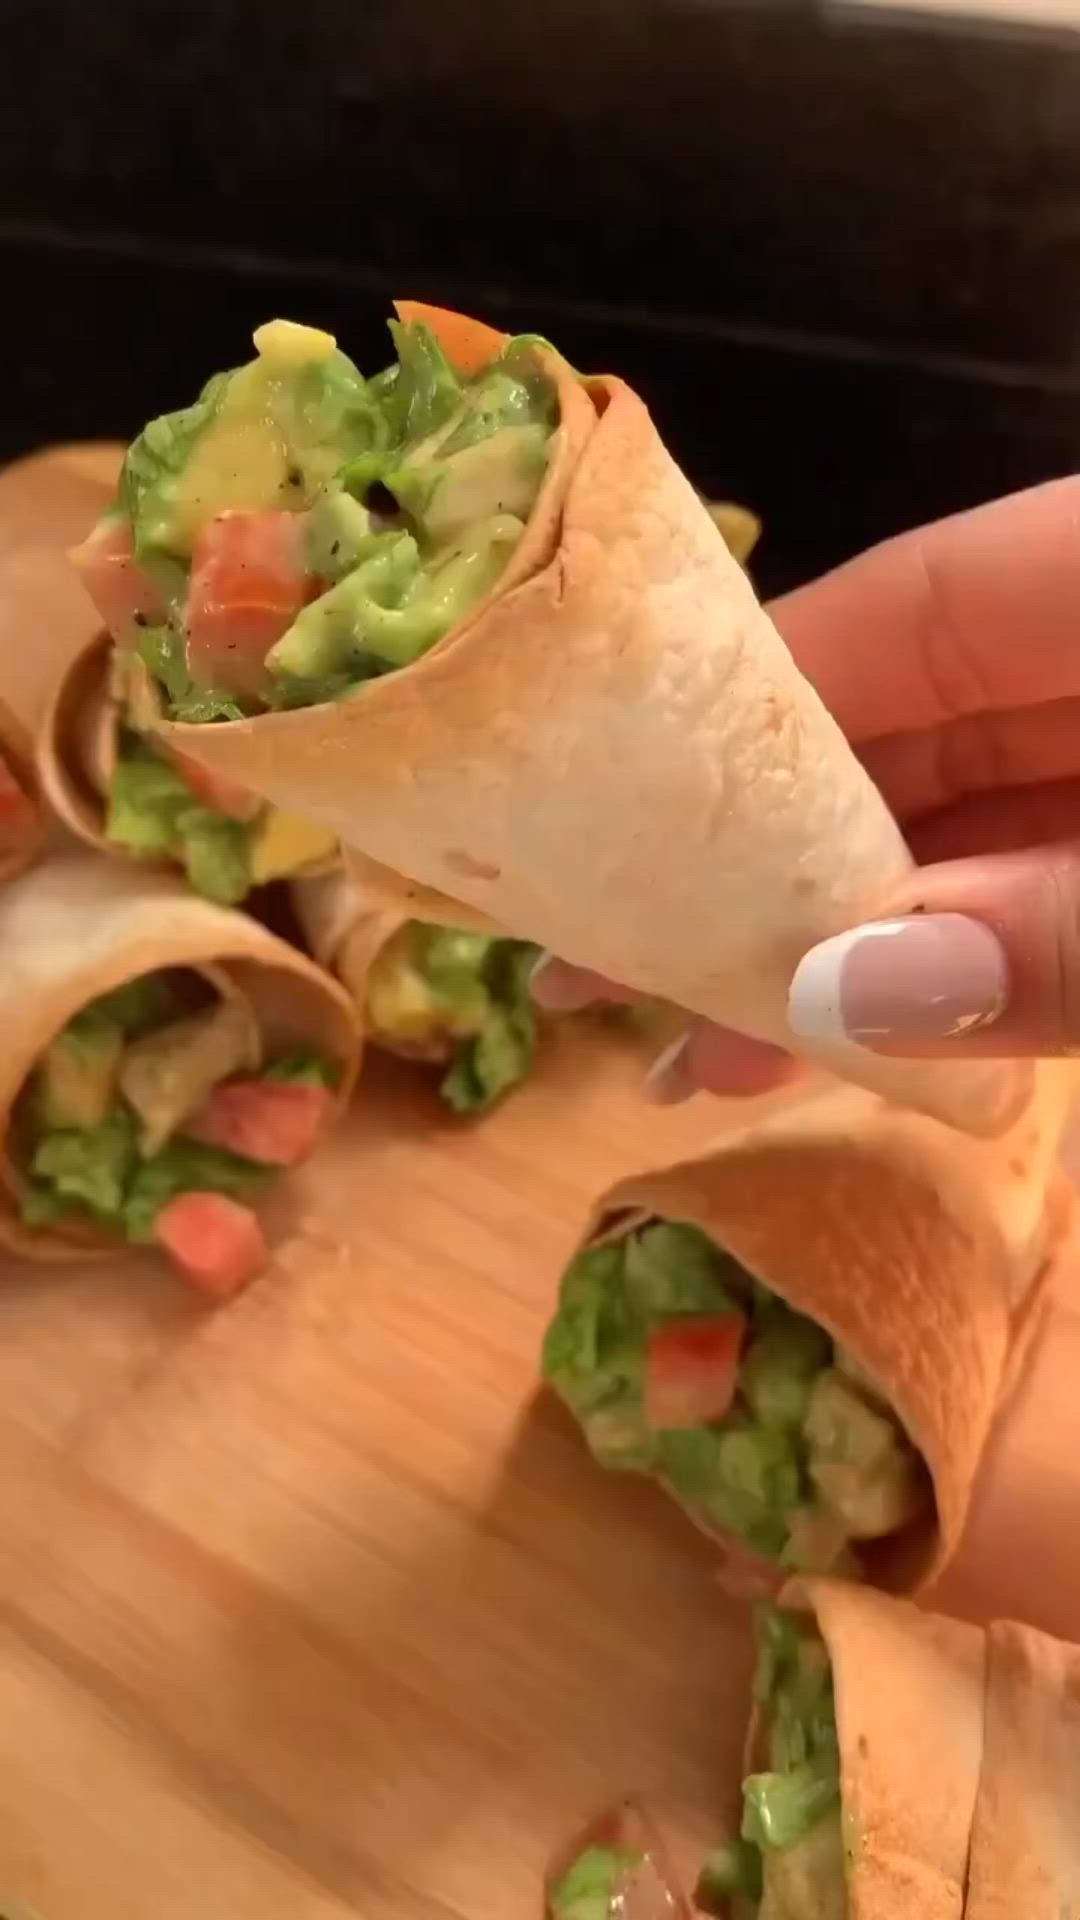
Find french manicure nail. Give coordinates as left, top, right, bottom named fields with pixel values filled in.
left=643, top=1031, right=697, bottom=1104
left=788, top=913, right=1010, bottom=1046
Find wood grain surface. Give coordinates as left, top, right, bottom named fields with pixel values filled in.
left=2, top=442, right=1079, bottom=1920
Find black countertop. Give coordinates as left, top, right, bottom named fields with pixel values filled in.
left=3, top=0, right=1079, bottom=590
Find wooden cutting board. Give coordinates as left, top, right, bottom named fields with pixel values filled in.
left=0, top=446, right=762, bottom=1920
left=2, top=444, right=1079, bottom=1920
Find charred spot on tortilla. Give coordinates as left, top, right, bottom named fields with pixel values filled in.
left=444, top=849, right=501, bottom=882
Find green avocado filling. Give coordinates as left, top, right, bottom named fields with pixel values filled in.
left=364, top=921, right=538, bottom=1113
left=541, top=1221, right=928, bottom=1570
left=117, top=317, right=556, bottom=717
left=695, top=1607, right=848, bottom=1920
left=106, top=737, right=253, bottom=904
left=17, top=972, right=337, bottom=1244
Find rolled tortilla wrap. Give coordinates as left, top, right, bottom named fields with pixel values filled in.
left=0, top=852, right=360, bottom=1262
left=38, top=632, right=338, bottom=897
left=742, top=1578, right=985, bottom=1920
left=546, top=1083, right=1049, bottom=1596
left=965, top=1618, right=1080, bottom=1918
left=106, top=302, right=1025, bottom=1138
left=0, top=695, right=46, bottom=883
left=292, top=867, right=541, bottom=1108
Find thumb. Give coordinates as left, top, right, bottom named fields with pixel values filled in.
left=787, top=847, right=1080, bottom=1058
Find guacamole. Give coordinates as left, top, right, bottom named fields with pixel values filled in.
left=84, top=318, right=557, bottom=719
left=364, top=921, right=538, bottom=1112
left=542, top=1222, right=928, bottom=1573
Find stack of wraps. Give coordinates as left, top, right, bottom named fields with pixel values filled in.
left=108, top=300, right=1031, bottom=1138
left=543, top=1077, right=1074, bottom=1600
left=727, top=1578, right=1080, bottom=1919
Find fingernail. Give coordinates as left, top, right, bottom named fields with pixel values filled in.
left=788, top=913, right=1010, bottom=1046
left=643, top=1031, right=697, bottom=1105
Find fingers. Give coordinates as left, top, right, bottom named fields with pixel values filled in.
left=909, top=776, right=1080, bottom=863
left=771, top=476, right=1080, bottom=744
left=529, top=956, right=799, bottom=1098
left=861, top=695, right=1080, bottom=821
left=788, top=846, right=1080, bottom=1057
left=529, top=955, right=640, bottom=1012
left=645, top=1025, right=800, bottom=1104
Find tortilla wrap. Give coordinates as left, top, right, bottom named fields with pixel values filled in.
left=574, top=1084, right=1042, bottom=1594
left=143, top=301, right=1025, bottom=1139
left=965, top=1619, right=1080, bottom=1918
left=0, top=852, right=361, bottom=1261
left=0, top=442, right=123, bottom=566
left=36, top=629, right=125, bottom=856
left=0, top=695, right=46, bottom=883
left=292, top=866, right=466, bottom=1064
left=754, top=1578, right=985, bottom=1920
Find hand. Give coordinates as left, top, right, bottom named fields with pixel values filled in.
left=532, top=477, right=1080, bottom=1098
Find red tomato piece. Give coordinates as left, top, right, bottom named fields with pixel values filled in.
left=644, top=1312, right=746, bottom=1430
left=152, top=1191, right=267, bottom=1298
left=186, top=510, right=312, bottom=699
left=0, top=754, right=36, bottom=851
left=184, top=1078, right=333, bottom=1167
left=69, top=515, right=164, bottom=648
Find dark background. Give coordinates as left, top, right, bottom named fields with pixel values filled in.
left=2, top=0, right=1079, bottom=591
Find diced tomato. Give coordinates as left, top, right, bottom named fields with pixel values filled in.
left=184, top=1078, right=333, bottom=1167
left=394, top=299, right=508, bottom=376
left=186, top=510, right=312, bottom=700
left=69, top=515, right=164, bottom=648
left=0, top=754, right=37, bottom=852
left=644, top=1312, right=746, bottom=1430
left=152, top=1191, right=267, bottom=1299
left=165, top=747, right=261, bottom=821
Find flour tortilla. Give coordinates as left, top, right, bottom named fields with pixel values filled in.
left=0, top=695, right=46, bottom=883
left=753, top=1579, right=985, bottom=1920
left=37, top=629, right=123, bottom=856
left=0, top=853, right=361, bottom=1260
left=142, top=302, right=1025, bottom=1138
left=965, top=1619, right=1080, bottom=1918
left=576, top=1085, right=1027, bottom=1593
left=291, top=867, right=406, bottom=1014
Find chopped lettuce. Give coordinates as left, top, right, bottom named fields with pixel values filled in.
left=739, top=1607, right=842, bottom=1868
left=177, top=811, right=252, bottom=905
left=264, top=1050, right=341, bottom=1090
left=547, top=1845, right=642, bottom=1920
left=30, top=1106, right=137, bottom=1220
left=136, top=623, right=192, bottom=706
left=121, top=371, right=228, bottom=561
left=382, top=320, right=463, bottom=447
left=105, top=742, right=254, bottom=904
left=77, top=975, right=179, bottom=1038
left=622, top=1220, right=739, bottom=1317
left=118, top=317, right=557, bottom=719
left=106, top=751, right=192, bottom=855
left=123, top=1138, right=269, bottom=1242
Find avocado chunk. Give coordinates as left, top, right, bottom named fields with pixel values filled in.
left=809, top=1455, right=926, bottom=1541
left=118, top=998, right=261, bottom=1155
left=742, top=1319, right=831, bottom=1430
left=37, top=1019, right=124, bottom=1130
left=803, top=1369, right=899, bottom=1475
left=390, top=422, right=549, bottom=545
left=248, top=808, right=337, bottom=884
